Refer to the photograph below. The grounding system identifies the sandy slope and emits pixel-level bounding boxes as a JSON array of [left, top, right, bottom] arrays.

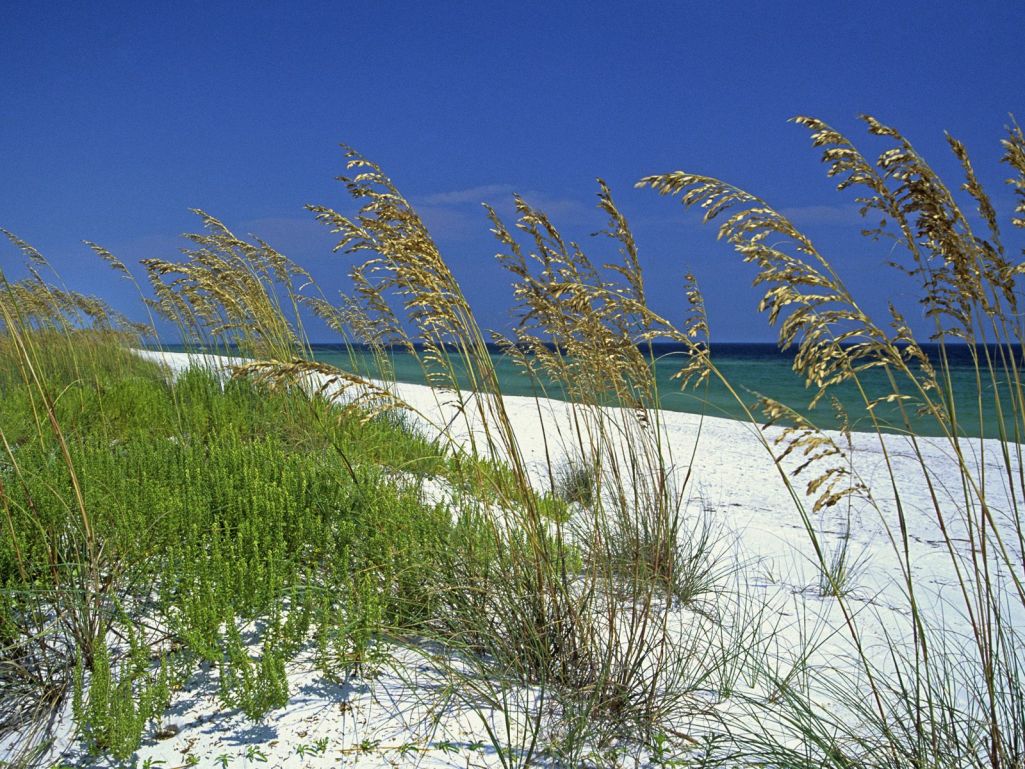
[[7, 349, 1022, 768]]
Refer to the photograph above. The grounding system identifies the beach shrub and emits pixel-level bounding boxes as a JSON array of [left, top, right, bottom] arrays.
[[0, 317, 458, 762]]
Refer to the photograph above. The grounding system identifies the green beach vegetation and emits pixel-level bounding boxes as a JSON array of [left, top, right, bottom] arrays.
[[1, 116, 1024, 768]]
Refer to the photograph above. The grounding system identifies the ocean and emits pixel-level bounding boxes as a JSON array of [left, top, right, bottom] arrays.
[[305, 342, 1021, 440]]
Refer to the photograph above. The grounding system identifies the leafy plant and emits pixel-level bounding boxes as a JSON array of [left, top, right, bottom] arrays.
[[71, 623, 174, 760]]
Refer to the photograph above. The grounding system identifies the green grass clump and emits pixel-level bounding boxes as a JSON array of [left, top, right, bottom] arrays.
[[555, 460, 596, 509]]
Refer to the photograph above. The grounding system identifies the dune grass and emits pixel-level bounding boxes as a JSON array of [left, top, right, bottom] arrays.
[[1, 115, 1024, 768], [638, 115, 1025, 768]]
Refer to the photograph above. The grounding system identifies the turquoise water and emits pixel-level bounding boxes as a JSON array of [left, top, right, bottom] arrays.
[[154, 343, 1024, 439], [306, 343, 1022, 440]]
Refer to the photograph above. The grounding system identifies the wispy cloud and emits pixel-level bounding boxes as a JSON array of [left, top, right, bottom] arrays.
[[420, 184, 515, 206], [515, 191, 593, 224], [413, 183, 594, 240], [238, 216, 330, 252], [778, 204, 864, 227], [414, 205, 484, 241]]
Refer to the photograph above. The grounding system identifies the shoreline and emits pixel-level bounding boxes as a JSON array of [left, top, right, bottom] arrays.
[[141, 343, 1020, 441], [132, 348, 1024, 587]]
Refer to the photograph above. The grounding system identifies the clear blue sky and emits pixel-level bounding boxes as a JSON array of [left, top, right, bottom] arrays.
[[2, 2, 1023, 342]]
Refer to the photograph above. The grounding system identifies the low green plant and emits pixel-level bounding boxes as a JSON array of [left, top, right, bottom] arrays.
[[242, 745, 268, 764], [217, 624, 289, 721], [534, 490, 571, 523], [0, 319, 460, 762], [71, 623, 174, 760], [314, 565, 386, 680]]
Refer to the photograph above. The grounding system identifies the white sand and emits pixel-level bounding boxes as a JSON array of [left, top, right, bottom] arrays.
[[8, 349, 1023, 768]]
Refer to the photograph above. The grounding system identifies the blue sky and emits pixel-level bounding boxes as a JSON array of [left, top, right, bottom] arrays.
[[2, 2, 1023, 342]]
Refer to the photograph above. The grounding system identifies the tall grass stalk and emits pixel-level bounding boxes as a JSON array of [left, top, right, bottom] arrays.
[[641, 114, 1025, 767]]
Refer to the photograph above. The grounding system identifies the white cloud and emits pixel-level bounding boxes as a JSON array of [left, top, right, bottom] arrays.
[[515, 190, 592, 224], [419, 184, 515, 206], [414, 183, 595, 239], [778, 204, 864, 226], [414, 205, 484, 241]]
